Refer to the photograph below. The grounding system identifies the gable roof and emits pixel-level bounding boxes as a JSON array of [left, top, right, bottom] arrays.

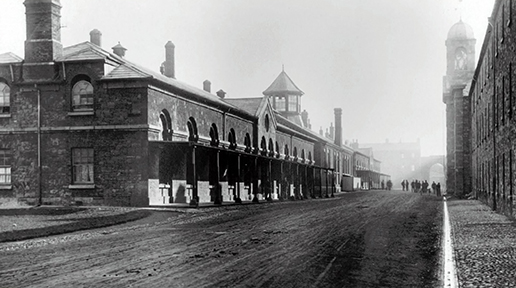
[[0, 52, 23, 64], [263, 70, 304, 96]]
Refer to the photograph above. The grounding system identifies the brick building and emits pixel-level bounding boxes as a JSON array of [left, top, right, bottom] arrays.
[[0, 0, 387, 207], [471, 0, 516, 216], [443, 19, 476, 198]]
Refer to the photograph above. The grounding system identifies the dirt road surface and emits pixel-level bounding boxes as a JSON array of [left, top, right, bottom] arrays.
[[0, 191, 442, 287]]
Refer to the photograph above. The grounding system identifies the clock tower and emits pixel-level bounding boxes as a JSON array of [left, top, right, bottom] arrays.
[[442, 19, 476, 197]]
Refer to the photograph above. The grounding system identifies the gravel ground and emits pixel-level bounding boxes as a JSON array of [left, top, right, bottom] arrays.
[[447, 199, 516, 288], [0, 191, 442, 288]]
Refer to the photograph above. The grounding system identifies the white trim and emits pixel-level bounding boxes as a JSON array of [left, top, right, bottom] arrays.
[[68, 111, 94, 116], [0, 185, 12, 190], [68, 184, 95, 189], [0, 114, 11, 118]]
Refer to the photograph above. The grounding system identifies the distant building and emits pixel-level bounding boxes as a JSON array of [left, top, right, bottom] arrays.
[[351, 139, 422, 188]]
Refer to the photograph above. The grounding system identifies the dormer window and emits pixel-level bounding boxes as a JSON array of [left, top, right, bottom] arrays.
[[0, 81, 10, 114], [72, 80, 94, 111]]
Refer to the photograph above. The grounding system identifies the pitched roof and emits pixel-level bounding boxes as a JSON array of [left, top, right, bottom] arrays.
[[263, 70, 304, 96], [57, 41, 116, 62], [224, 97, 264, 116], [0, 52, 23, 64], [54, 41, 252, 118]]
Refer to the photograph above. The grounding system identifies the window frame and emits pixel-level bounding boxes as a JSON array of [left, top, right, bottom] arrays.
[[0, 149, 11, 186], [71, 148, 94, 185], [0, 81, 11, 115], [71, 79, 94, 112]]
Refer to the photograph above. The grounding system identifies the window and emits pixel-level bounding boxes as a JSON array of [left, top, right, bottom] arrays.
[[0, 81, 10, 114], [0, 150, 11, 185], [288, 96, 297, 112], [275, 96, 286, 111], [72, 148, 94, 184], [72, 80, 94, 111]]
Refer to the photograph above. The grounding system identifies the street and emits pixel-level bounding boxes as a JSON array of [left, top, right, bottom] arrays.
[[0, 191, 442, 288]]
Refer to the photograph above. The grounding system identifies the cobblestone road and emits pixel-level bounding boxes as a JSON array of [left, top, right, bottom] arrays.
[[447, 199, 516, 288]]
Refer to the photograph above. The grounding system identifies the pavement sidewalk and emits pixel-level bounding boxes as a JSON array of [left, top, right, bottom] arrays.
[[447, 199, 516, 287]]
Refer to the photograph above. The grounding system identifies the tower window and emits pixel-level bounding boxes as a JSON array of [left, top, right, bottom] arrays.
[[288, 96, 297, 112], [72, 80, 94, 111], [275, 96, 286, 111], [0, 82, 10, 114]]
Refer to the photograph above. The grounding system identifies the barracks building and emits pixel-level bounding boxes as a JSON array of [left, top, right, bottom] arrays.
[[0, 0, 387, 207]]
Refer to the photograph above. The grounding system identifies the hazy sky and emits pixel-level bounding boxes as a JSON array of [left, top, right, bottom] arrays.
[[0, 0, 496, 156]]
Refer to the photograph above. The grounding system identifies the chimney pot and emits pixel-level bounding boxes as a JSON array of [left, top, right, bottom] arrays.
[[112, 42, 127, 57], [216, 89, 226, 99], [90, 29, 102, 46], [203, 80, 211, 93]]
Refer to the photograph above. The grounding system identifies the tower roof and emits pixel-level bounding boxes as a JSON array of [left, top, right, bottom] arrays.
[[447, 19, 475, 40], [263, 70, 304, 96]]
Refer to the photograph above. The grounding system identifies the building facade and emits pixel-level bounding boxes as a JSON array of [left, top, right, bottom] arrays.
[[0, 0, 387, 207], [471, 0, 516, 216]]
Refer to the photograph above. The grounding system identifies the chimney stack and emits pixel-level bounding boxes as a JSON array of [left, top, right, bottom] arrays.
[[24, 0, 63, 62], [203, 80, 211, 93], [329, 122, 335, 140], [160, 41, 175, 78], [334, 108, 342, 146], [319, 127, 323, 136], [112, 42, 127, 57], [90, 29, 102, 47], [301, 110, 309, 128], [216, 89, 226, 99]]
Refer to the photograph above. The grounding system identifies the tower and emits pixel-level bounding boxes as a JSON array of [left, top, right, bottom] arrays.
[[442, 20, 476, 197], [263, 69, 304, 126]]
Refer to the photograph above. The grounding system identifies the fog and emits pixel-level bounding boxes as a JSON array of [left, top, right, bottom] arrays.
[[0, 0, 496, 155]]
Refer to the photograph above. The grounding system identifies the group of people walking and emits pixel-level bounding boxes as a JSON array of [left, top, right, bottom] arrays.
[[401, 179, 442, 196]]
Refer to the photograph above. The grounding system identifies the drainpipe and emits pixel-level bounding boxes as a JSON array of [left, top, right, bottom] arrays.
[[36, 84, 42, 206]]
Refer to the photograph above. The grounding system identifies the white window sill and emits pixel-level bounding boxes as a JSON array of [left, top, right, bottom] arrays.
[[0, 114, 11, 118], [68, 184, 95, 189], [0, 185, 12, 190], [68, 111, 94, 116]]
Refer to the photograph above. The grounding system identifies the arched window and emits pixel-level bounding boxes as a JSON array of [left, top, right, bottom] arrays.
[[301, 149, 305, 163], [275, 142, 280, 158], [160, 109, 172, 141], [308, 151, 312, 162], [71, 77, 94, 111], [260, 137, 267, 155], [268, 139, 274, 157], [187, 117, 198, 142], [293, 147, 298, 160], [284, 144, 289, 159], [228, 128, 237, 149], [0, 81, 10, 114], [210, 124, 219, 146], [244, 133, 251, 152]]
